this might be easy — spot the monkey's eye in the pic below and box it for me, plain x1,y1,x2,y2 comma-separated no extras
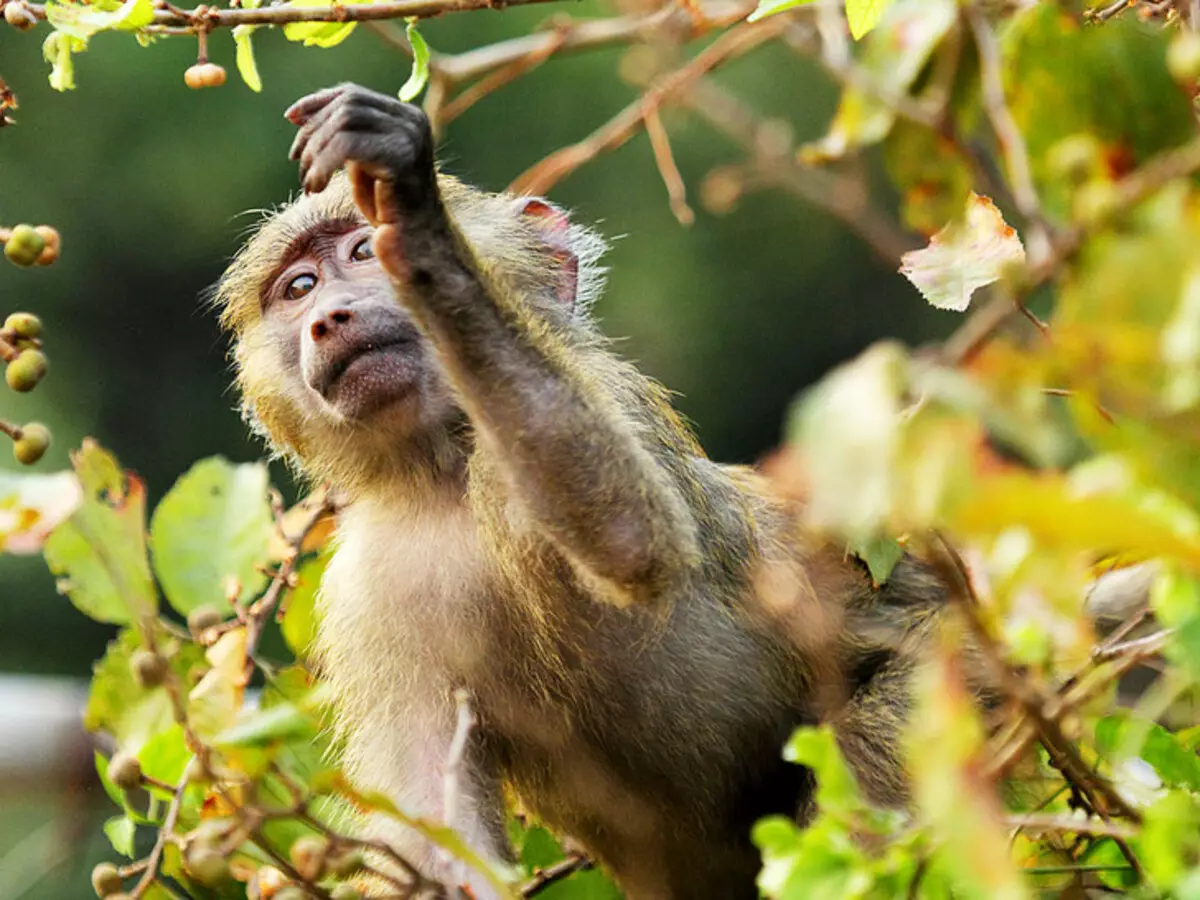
284,273,317,301
350,237,375,262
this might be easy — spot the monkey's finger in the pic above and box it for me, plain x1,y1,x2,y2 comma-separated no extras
299,107,398,188
348,164,381,227
284,84,351,126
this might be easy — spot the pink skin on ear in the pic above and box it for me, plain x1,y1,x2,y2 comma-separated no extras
518,198,578,306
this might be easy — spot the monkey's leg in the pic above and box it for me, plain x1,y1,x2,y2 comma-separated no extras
286,85,698,605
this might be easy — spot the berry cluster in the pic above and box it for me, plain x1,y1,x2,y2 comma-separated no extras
0,311,50,464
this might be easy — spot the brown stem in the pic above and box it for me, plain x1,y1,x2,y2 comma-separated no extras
520,853,593,897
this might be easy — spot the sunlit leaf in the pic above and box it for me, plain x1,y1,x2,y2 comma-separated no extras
103,815,137,858
188,626,249,741
899,193,1026,312
789,343,908,541
850,533,904,586
281,548,328,658
845,0,893,40
233,25,263,93
0,470,81,554
783,725,864,814
45,0,152,38
281,0,357,47
44,441,156,625
398,19,431,102
149,457,273,616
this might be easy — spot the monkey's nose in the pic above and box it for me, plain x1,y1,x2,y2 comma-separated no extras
310,308,354,341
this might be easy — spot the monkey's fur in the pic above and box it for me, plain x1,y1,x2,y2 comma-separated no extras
215,85,949,898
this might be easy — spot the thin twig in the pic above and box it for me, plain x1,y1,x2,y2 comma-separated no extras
643,104,694,226
510,17,788,196
520,853,594,897
1006,813,1137,841
21,0,562,28
130,771,190,899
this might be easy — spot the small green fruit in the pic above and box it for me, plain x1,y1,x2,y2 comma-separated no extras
187,604,225,634
13,422,49,465
6,348,47,392
107,753,142,791
4,224,44,267
91,862,124,897
130,649,167,688
34,226,60,265
184,845,230,886
4,312,42,339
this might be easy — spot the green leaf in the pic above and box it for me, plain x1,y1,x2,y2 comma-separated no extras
103,815,137,858
745,0,816,23
788,343,909,542
85,629,204,754
846,0,894,40
0,469,81,555
850,534,904,586
398,19,431,103
783,725,865,814
45,0,153,38
1095,715,1200,791
44,441,156,625
899,193,1026,312
149,456,273,616
281,549,327,657
233,25,263,93
42,31,85,91
1141,792,1200,890
138,724,191,788
281,0,356,47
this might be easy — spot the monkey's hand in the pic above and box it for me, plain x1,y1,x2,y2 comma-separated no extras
286,84,438,237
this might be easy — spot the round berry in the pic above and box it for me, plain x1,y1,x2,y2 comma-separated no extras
13,422,50,465
131,649,167,688
184,62,227,90
3,2,36,30
91,862,124,897
34,226,60,266
289,835,327,882
107,753,143,791
4,224,44,267
187,604,224,635
6,348,47,392
184,845,230,886
4,312,42,339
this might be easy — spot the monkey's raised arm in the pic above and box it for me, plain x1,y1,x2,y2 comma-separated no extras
287,85,699,604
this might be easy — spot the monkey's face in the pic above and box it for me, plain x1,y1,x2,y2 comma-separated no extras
217,179,461,486
267,223,439,423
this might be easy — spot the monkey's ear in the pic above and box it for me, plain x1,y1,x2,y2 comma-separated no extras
518,198,579,307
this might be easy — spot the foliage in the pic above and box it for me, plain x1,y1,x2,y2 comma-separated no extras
3,0,1200,897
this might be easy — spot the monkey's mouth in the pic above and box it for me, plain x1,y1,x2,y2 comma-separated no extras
318,338,412,397
313,337,423,419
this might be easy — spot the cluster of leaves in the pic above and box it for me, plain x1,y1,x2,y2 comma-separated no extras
753,0,1200,897
1,444,608,898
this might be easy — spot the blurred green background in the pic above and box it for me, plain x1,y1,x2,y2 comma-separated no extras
0,9,943,894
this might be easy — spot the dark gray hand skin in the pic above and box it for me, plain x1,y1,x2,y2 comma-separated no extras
214,83,956,899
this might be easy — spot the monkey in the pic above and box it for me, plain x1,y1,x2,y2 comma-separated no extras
212,82,958,899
